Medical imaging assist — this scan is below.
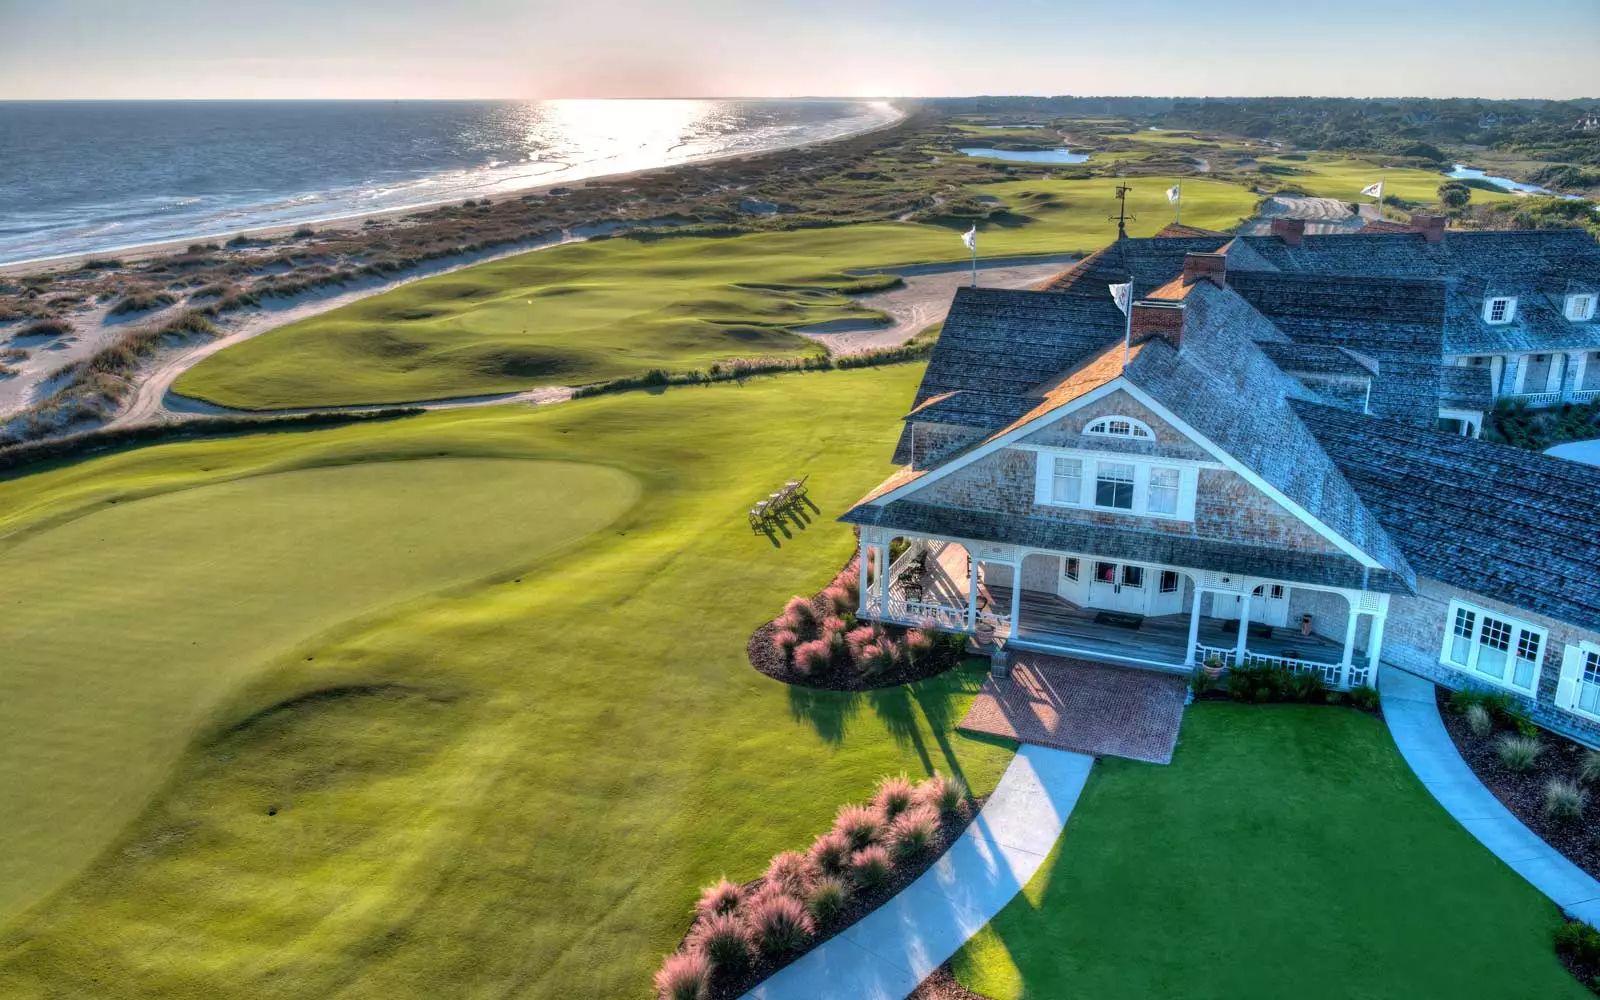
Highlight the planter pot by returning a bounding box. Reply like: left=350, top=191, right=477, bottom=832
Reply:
left=1203, top=664, right=1226, bottom=680
left=974, top=621, right=996, bottom=649
left=1300, top=614, right=1314, bottom=637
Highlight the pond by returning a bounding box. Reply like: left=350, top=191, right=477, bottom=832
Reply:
left=1447, top=164, right=1586, bottom=201
left=959, top=147, right=1089, bottom=164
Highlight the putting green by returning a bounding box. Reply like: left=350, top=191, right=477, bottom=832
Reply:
left=0, top=457, right=638, bottom=921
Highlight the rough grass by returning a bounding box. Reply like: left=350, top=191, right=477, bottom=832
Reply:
left=172, top=174, right=1258, bottom=411
left=0, top=364, right=1015, bottom=998
left=950, top=704, right=1588, bottom=1000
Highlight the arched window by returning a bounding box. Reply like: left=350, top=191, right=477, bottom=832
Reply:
left=1083, top=416, right=1155, bottom=440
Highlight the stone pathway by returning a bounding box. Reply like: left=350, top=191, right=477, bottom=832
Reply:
left=1380, top=666, right=1600, bottom=928
left=744, top=745, right=1094, bottom=1000
left=958, top=655, right=1188, bottom=764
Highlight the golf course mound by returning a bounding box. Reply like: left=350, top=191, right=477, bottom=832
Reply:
left=0, top=456, right=639, bottom=923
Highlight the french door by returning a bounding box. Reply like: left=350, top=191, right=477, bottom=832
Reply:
left=1215, top=584, right=1289, bottom=627
left=1087, top=560, right=1148, bottom=614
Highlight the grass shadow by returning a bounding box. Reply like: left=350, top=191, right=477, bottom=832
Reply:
left=787, top=685, right=861, bottom=745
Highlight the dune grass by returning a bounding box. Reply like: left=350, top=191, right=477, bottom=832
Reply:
left=173, top=175, right=1259, bottom=411
left=0, top=364, right=1016, bottom=998
left=950, top=703, right=1588, bottom=1000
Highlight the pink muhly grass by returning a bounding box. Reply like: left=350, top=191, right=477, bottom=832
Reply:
left=793, top=638, right=831, bottom=675
left=849, top=843, right=893, bottom=890
left=821, top=584, right=853, bottom=614
left=806, top=875, right=848, bottom=925
left=808, top=829, right=852, bottom=877
left=836, top=567, right=861, bottom=602
left=914, top=773, right=968, bottom=815
left=746, top=892, right=816, bottom=957
left=688, top=911, right=753, bottom=977
left=833, top=803, right=884, bottom=850
left=873, top=773, right=916, bottom=821
left=858, top=642, right=896, bottom=676
left=765, top=850, right=818, bottom=896
left=845, top=625, right=878, bottom=658
left=783, top=595, right=816, bottom=628
left=694, top=877, right=743, bottom=921
left=823, top=628, right=847, bottom=657
left=820, top=615, right=847, bottom=634
left=905, top=628, right=935, bottom=662
left=771, top=628, right=800, bottom=657
left=888, top=804, right=940, bottom=860
left=653, top=948, right=711, bottom=1000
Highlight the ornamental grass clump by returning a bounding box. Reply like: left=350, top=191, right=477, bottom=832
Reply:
left=793, top=638, right=830, bottom=675
left=765, top=851, right=817, bottom=897
left=858, top=641, right=897, bottom=676
left=688, top=912, right=753, bottom=977
left=808, top=829, right=852, bottom=876
left=823, top=627, right=847, bottom=659
left=746, top=892, right=815, bottom=958
left=806, top=876, right=848, bottom=925
left=873, top=774, right=915, bottom=821
left=914, top=773, right=967, bottom=815
left=771, top=628, right=799, bottom=658
left=849, top=844, right=892, bottom=890
left=1494, top=733, right=1541, bottom=774
left=1581, top=750, right=1600, bottom=785
left=904, top=628, right=935, bottom=663
left=821, top=585, right=853, bottom=614
left=779, top=596, right=814, bottom=631
left=833, top=803, right=884, bottom=850
left=820, top=615, right=847, bottom=635
left=695, top=878, right=743, bottom=921
left=1544, top=778, right=1589, bottom=822
left=844, top=625, right=877, bottom=659
left=888, top=804, right=940, bottom=861
left=1465, top=702, right=1493, bottom=737
left=653, top=948, right=711, bottom=1000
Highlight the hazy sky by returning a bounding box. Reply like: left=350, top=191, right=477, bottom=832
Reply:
left=2, top=0, right=1596, bottom=100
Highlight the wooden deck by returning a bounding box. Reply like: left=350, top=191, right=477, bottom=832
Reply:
left=989, top=586, right=1353, bottom=668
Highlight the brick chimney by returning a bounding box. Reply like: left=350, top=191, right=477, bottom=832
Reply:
left=1182, top=252, right=1227, bottom=288
left=1129, top=300, right=1185, bottom=351
left=1411, top=213, right=1447, bottom=243
left=1270, top=217, right=1305, bottom=245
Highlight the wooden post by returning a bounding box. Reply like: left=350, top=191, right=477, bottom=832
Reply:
left=1340, top=604, right=1361, bottom=689
left=877, top=544, right=889, bottom=618
left=966, top=552, right=980, bottom=631
left=1008, top=561, right=1023, bottom=641
left=857, top=536, right=871, bottom=616
left=1366, top=613, right=1387, bottom=684
left=1234, top=588, right=1253, bottom=665
left=1185, top=586, right=1205, bottom=666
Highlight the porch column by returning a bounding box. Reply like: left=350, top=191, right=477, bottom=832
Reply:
left=1365, top=613, right=1387, bottom=683
left=1340, top=604, right=1361, bottom=689
left=1233, top=588, right=1253, bottom=665
left=966, top=553, right=980, bottom=631
left=877, top=544, right=889, bottom=618
left=1184, top=587, right=1206, bottom=666
left=1007, top=562, right=1022, bottom=640
left=856, top=536, right=871, bottom=615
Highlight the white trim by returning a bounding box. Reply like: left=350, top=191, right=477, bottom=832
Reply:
left=1116, top=382, right=1387, bottom=570
left=1565, top=293, right=1597, bottom=323
left=1483, top=296, right=1517, bottom=325
left=1031, top=448, right=1194, bottom=522
left=1083, top=415, right=1156, bottom=440
left=1559, top=641, right=1600, bottom=721
left=1438, top=598, right=1547, bottom=697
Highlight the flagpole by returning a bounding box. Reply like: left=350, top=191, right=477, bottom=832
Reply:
left=970, top=238, right=977, bottom=288
left=1175, top=192, right=1181, bottom=225
left=1123, top=282, right=1133, bottom=366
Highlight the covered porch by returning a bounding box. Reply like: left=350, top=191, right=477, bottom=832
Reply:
left=857, top=532, right=1389, bottom=691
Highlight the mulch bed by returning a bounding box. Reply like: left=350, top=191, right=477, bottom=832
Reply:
left=683, top=795, right=986, bottom=1000
left=909, top=963, right=995, bottom=999
left=747, top=557, right=968, bottom=692
left=1436, top=688, right=1599, bottom=881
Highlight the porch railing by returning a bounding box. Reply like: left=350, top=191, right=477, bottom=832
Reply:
left=1510, top=390, right=1562, bottom=408
left=1572, top=388, right=1600, bottom=404
left=1193, top=644, right=1352, bottom=690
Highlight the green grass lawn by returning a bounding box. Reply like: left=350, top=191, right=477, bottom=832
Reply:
left=1257, top=153, right=1518, bottom=207
left=951, top=703, right=1587, bottom=1000
left=173, top=175, right=1258, bottom=411
left=0, top=364, right=1016, bottom=999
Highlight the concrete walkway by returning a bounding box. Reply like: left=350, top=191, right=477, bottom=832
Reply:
left=745, top=745, right=1094, bottom=1000
left=1381, top=666, right=1600, bottom=927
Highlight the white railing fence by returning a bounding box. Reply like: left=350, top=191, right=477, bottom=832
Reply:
left=1192, top=644, right=1355, bottom=690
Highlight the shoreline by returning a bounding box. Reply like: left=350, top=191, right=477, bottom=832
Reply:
left=0, top=103, right=908, bottom=277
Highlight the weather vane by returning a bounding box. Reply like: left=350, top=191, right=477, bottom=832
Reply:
left=1110, top=183, right=1135, bottom=239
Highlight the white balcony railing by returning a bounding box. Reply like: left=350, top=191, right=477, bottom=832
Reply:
left=1192, top=644, right=1351, bottom=690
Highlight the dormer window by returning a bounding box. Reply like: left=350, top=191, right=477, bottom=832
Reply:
left=1483, top=296, right=1517, bottom=324
left=1084, top=416, right=1154, bottom=439
left=1567, top=293, right=1597, bottom=322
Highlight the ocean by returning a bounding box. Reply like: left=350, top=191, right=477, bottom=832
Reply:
left=0, top=99, right=899, bottom=266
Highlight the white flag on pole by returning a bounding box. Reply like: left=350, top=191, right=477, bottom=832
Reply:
left=1360, top=182, right=1384, bottom=199
left=961, top=225, right=977, bottom=252
left=1109, top=282, right=1132, bottom=316
left=1166, top=184, right=1181, bottom=204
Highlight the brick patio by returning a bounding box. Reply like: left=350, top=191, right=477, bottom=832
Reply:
left=957, top=653, right=1188, bottom=764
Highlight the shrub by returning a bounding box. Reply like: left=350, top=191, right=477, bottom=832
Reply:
left=823, top=627, right=847, bottom=659
left=915, top=773, right=967, bottom=815
left=873, top=774, right=915, bottom=821
left=1555, top=920, right=1600, bottom=968
left=1544, top=778, right=1588, bottom=822
left=653, top=948, right=710, bottom=1000
left=793, top=638, right=830, bottom=675
left=806, top=876, right=848, bottom=925
left=849, top=844, right=892, bottom=890
left=1582, top=750, right=1600, bottom=786
left=1190, top=664, right=1217, bottom=698
left=771, top=628, right=799, bottom=657
left=292, top=226, right=316, bottom=238
left=808, top=829, right=852, bottom=876
left=694, top=878, right=742, bottom=920
left=844, top=625, right=877, bottom=658
left=1465, top=703, right=1493, bottom=737
left=1349, top=684, right=1380, bottom=711
left=888, top=804, right=940, bottom=861
left=858, top=641, right=897, bottom=676
left=688, top=911, right=752, bottom=977
left=746, top=892, right=814, bottom=958
left=1288, top=668, right=1326, bottom=703
left=833, top=804, right=883, bottom=850
left=904, top=628, right=935, bottom=663
left=765, top=850, right=817, bottom=896
left=820, top=615, right=846, bottom=634
left=1494, top=734, right=1541, bottom=774
left=782, top=596, right=815, bottom=629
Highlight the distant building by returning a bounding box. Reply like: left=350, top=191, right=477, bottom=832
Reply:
left=1576, top=112, right=1600, bottom=132
left=842, top=223, right=1600, bottom=747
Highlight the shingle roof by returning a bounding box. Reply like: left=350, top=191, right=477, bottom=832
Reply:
left=1295, top=400, right=1600, bottom=632
left=1439, top=365, right=1494, bottom=411
left=1258, top=343, right=1378, bottom=378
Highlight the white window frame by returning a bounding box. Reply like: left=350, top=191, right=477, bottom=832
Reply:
left=1483, top=296, right=1517, bottom=325
left=1559, top=641, right=1600, bottom=721
left=1033, top=448, right=1197, bottom=521
left=1438, top=599, right=1546, bottom=695
left=1063, top=557, right=1080, bottom=582
left=1083, top=415, right=1155, bottom=440
left=1050, top=456, right=1083, bottom=505
left=1566, top=293, right=1596, bottom=323
left=1094, top=461, right=1137, bottom=511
